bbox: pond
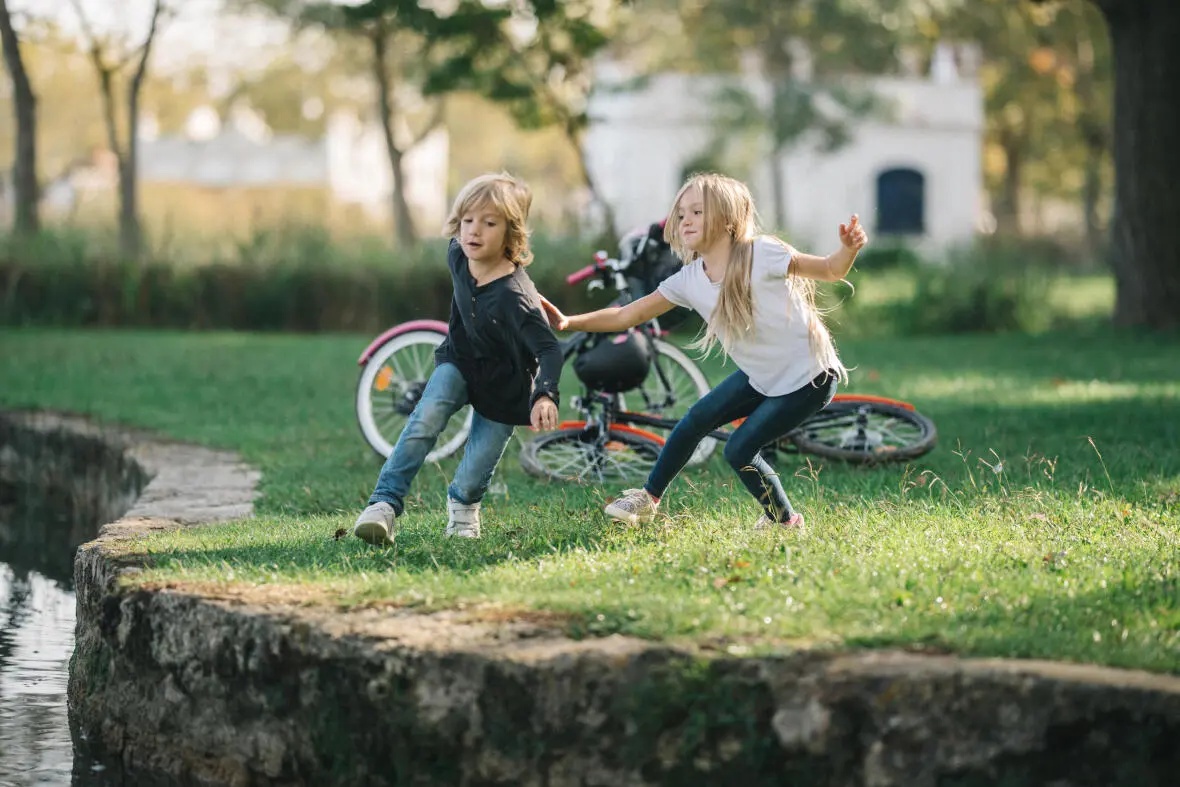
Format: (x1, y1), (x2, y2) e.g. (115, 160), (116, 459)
(0, 418), (160, 786)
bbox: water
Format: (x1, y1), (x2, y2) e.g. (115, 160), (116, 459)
(0, 562), (78, 786)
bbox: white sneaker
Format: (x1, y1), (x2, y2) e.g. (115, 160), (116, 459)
(446, 497), (481, 538)
(353, 502), (397, 546)
(604, 488), (658, 525)
(755, 512), (805, 530)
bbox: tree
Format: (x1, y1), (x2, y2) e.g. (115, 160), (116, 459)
(245, 0), (477, 247)
(69, 0), (166, 260)
(394, 0), (620, 238)
(1072, 0), (1176, 328)
(0, 0), (39, 236)
(1076, 0), (1175, 325)
(674, 0), (909, 231)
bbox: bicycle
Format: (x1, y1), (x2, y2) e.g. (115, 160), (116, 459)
(516, 247), (938, 485)
(354, 226), (716, 465)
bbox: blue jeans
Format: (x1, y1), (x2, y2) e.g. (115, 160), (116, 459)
(644, 370), (837, 522)
(368, 363), (515, 514)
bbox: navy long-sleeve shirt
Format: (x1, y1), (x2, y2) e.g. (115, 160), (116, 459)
(434, 239), (562, 426)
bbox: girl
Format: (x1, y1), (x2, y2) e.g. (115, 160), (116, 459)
(353, 172), (561, 545)
(541, 173), (867, 530)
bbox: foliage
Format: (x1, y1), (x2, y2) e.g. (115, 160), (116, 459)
(2, 328), (1177, 671)
(0, 227), (602, 332)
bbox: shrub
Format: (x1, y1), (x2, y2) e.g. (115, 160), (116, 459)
(0, 227), (604, 333)
(894, 244), (1054, 335)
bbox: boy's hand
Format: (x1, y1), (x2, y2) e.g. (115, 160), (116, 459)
(538, 295), (569, 331)
(530, 396), (558, 432)
(839, 214), (868, 251)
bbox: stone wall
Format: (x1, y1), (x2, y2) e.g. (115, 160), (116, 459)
(7, 409), (1180, 786)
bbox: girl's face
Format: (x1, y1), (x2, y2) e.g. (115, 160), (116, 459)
(460, 203), (509, 265)
(676, 186), (707, 252)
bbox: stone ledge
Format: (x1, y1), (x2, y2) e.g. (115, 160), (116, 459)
(6, 410), (1178, 787)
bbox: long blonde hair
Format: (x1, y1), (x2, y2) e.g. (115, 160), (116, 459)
(442, 172), (535, 266)
(665, 173), (848, 382)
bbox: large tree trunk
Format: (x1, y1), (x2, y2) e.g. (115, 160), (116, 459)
(371, 29), (418, 248)
(1097, 0), (1180, 328)
(0, 0), (39, 236)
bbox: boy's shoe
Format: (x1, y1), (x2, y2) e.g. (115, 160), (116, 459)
(446, 497), (481, 538)
(604, 488), (658, 525)
(353, 502), (397, 546)
(754, 512), (805, 531)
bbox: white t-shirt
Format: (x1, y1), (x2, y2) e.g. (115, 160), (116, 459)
(658, 235), (827, 397)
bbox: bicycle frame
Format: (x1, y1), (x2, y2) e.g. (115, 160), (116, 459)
(562, 392), (924, 454)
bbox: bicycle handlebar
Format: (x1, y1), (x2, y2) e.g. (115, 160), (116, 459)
(565, 264), (598, 285)
(566, 251), (613, 286)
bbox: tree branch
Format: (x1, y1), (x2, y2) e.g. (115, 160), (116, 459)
(130, 0), (164, 99)
(408, 99), (445, 148)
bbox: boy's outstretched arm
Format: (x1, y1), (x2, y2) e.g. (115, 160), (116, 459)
(538, 291), (675, 333)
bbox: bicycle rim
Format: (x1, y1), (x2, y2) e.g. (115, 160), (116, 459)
(791, 400), (937, 464)
(519, 425), (663, 485)
(621, 338), (715, 465)
(355, 331), (473, 460)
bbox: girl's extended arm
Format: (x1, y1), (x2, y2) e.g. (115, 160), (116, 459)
(539, 291), (675, 333)
(789, 214), (869, 282)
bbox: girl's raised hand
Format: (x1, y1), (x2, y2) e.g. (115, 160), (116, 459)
(839, 214), (868, 251)
(538, 295), (570, 331)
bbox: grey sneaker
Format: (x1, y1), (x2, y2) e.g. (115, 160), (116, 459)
(446, 497), (481, 538)
(755, 512), (805, 531)
(604, 488), (658, 525)
(353, 502), (397, 546)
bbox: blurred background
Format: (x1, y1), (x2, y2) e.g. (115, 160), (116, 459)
(0, 0), (1123, 336)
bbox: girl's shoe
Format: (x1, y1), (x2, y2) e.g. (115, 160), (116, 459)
(604, 489), (658, 525)
(353, 502), (397, 546)
(754, 512), (805, 530)
(446, 497), (481, 538)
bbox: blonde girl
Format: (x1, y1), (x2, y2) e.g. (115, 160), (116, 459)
(541, 173), (867, 529)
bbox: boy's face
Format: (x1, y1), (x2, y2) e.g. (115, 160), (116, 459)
(460, 203), (509, 265)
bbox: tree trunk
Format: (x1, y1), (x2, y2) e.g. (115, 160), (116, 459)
(371, 29), (418, 248)
(770, 145), (787, 232)
(1080, 132), (1105, 255)
(570, 125), (617, 243)
(996, 130), (1023, 236)
(1097, 0), (1180, 328)
(0, 0), (39, 236)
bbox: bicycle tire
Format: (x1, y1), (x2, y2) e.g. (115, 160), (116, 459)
(622, 338), (715, 465)
(519, 425), (664, 485)
(355, 330), (473, 460)
(789, 399), (937, 464)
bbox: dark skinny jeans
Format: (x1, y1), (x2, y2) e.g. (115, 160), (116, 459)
(644, 369), (837, 522)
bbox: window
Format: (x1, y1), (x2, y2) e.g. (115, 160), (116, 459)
(876, 168), (925, 234)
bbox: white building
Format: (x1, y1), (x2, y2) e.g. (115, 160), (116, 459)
(583, 43), (984, 252)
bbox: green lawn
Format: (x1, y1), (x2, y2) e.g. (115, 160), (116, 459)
(2, 327), (1177, 672)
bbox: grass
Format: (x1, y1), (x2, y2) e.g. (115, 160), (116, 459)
(1, 327), (1177, 672)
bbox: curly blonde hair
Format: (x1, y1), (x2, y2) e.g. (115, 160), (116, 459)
(442, 172), (534, 266)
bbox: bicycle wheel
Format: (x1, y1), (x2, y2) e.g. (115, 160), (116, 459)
(620, 338), (715, 465)
(519, 425), (664, 485)
(789, 399), (937, 464)
(355, 330), (473, 460)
